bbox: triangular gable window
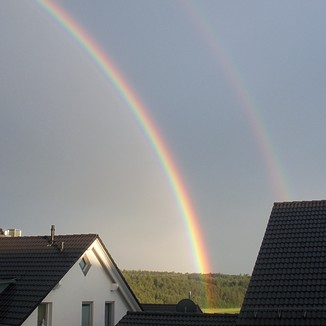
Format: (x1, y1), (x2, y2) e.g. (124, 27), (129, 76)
(79, 254), (91, 276)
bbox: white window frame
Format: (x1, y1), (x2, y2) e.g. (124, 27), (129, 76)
(37, 302), (52, 326)
(105, 301), (115, 326)
(81, 301), (93, 326)
(79, 254), (91, 276)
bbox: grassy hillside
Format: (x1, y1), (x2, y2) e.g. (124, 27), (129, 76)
(122, 270), (250, 309)
(203, 307), (241, 314)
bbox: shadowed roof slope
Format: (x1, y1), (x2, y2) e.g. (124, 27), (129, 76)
(0, 234), (97, 325)
(141, 302), (202, 313)
(116, 311), (238, 326)
(237, 200), (326, 326)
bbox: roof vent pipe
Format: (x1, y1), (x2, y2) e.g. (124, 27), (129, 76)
(60, 241), (64, 252)
(51, 225), (55, 245)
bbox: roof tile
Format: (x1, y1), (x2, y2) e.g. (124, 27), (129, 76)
(237, 200), (326, 325)
(117, 311), (238, 326)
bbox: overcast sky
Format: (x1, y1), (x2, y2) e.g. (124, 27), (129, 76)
(1, 1), (326, 274)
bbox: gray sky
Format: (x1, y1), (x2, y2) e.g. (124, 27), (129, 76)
(1, 1), (326, 274)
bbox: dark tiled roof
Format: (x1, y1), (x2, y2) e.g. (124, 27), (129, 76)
(237, 200), (326, 326)
(117, 311), (238, 326)
(0, 234), (97, 325)
(142, 302), (202, 313)
(142, 303), (184, 313)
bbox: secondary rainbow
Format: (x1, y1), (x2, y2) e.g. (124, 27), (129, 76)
(183, 1), (290, 201)
(36, 0), (212, 274)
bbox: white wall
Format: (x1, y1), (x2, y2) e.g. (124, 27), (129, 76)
(23, 240), (139, 326)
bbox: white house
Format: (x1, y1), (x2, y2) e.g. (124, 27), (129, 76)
(0, 227), (141, 326)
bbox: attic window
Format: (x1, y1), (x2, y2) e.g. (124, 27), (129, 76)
(79, 254), (91, 276)
(0, 278), (16, 294)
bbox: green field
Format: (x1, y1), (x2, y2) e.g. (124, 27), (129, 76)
(202, 307), (240, 314)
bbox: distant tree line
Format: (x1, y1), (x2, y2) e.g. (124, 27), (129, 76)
(122, 270), (250, 309)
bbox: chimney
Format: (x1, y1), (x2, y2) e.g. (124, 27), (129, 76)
(51, 225), (55, 245)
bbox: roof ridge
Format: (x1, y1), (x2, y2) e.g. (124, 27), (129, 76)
(274, 199), (326, 207)
(7, 233), (98, 237)
(126, 311), (238, 316)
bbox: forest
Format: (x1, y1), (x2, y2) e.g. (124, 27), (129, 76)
(122, 270), (250, 309)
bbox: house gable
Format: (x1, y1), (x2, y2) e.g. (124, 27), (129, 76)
(0, 233), (140, 326)
(23, 238), (141, 326)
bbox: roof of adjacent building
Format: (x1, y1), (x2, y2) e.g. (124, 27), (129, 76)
(0, 233), (140, 325)
(142, 300), (202, 313)
(237, 200), (326, 326)
(116, 311), (238, 326)
(141, 303), (183, 313)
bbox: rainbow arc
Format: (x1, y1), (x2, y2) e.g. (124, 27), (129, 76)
(36, 0), (212, 276)
(183, 1), (290, 201)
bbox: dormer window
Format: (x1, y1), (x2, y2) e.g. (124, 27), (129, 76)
(79, 254), (91, 276)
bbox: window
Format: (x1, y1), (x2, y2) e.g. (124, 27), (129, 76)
(79, 254), (91, 276)
(37, 303), (52, 326)
(81, 302), (93, 326)
(105, 302), (114, 326)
